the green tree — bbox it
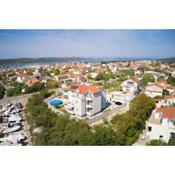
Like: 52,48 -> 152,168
26,82 -> 45,93
89,126 -> 120,145
0,84 -> 5,99
143,73 -> 155,86
112,94 -> 155,145
167,76 -> 175,86
53,69 -> 60,75
162,89 -> 170,97
46,79 -> 59,89
7,82 -> 26,97
95,72 -> 104,81
26,92 -> 120,146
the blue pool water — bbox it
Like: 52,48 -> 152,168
50,99 -> 63,106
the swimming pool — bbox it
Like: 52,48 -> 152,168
50,99 -> 63,106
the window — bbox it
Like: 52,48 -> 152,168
148,126 -> 152,132
159,135 -> 163,139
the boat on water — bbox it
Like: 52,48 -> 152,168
2,125 -> 21,134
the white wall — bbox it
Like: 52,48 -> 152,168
67,90 -> 106,117
74,97 -> 86,116
121,80 -> 138,94
147,123 -> 171,142
144,85 -> 163,98
144,91 -> 162,98
91,92 -> 101,116
101,91 -> 106,109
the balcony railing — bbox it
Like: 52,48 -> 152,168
86,104 -> 92,109
86,111 -> 92,116
86,97 -> 93,102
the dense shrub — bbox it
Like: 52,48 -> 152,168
112,94 -> 155,145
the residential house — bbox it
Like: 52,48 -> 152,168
121,77 -> 142,94
166,85 -> 175,94
16,73 -> 28,83
54,74 -> 72,84
144,83 -> 175,98
26,77 -> 39,87
144,83 -> 164,98
147,106 -> 175,142
155,94 -> 175,107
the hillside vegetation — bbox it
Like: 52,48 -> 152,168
26,92 -> 155,145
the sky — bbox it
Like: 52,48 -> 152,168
0,29 -> 175,59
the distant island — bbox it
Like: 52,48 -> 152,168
0,57 -> 82,65
159,57 -> 175,63
0,56 -> 174,68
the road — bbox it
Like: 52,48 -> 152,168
0,93 -> 37,106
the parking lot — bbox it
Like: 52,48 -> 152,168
0,96 -> 32,146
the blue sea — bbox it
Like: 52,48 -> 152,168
0,57 -> 154,69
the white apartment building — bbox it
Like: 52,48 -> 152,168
65,83 -> 106,117
146,106 -> 175,142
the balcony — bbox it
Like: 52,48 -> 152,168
86,104 -> 92,109
86,111 -> 92,116
86,97 -> 93,102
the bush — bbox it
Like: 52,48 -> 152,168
7,82 -> 26,97
168,135 -> 175,145
112,94 -> 155,145
26,82 -> 45,93
167,76 -> 175,86
26,92 -> 120,146
147,139 -> 167,146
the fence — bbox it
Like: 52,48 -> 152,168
87,104 -> 126,125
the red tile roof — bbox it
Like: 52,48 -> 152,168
147,83 -> 175,90
19,73 -> 27,78
155,83 -> 165,89
164,94 -> 175,100
27,78 -> 39,86
156,107 -> 175,119
131,76 -> 140,83
166,85 -> 175,90
66,83 -> 101,94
